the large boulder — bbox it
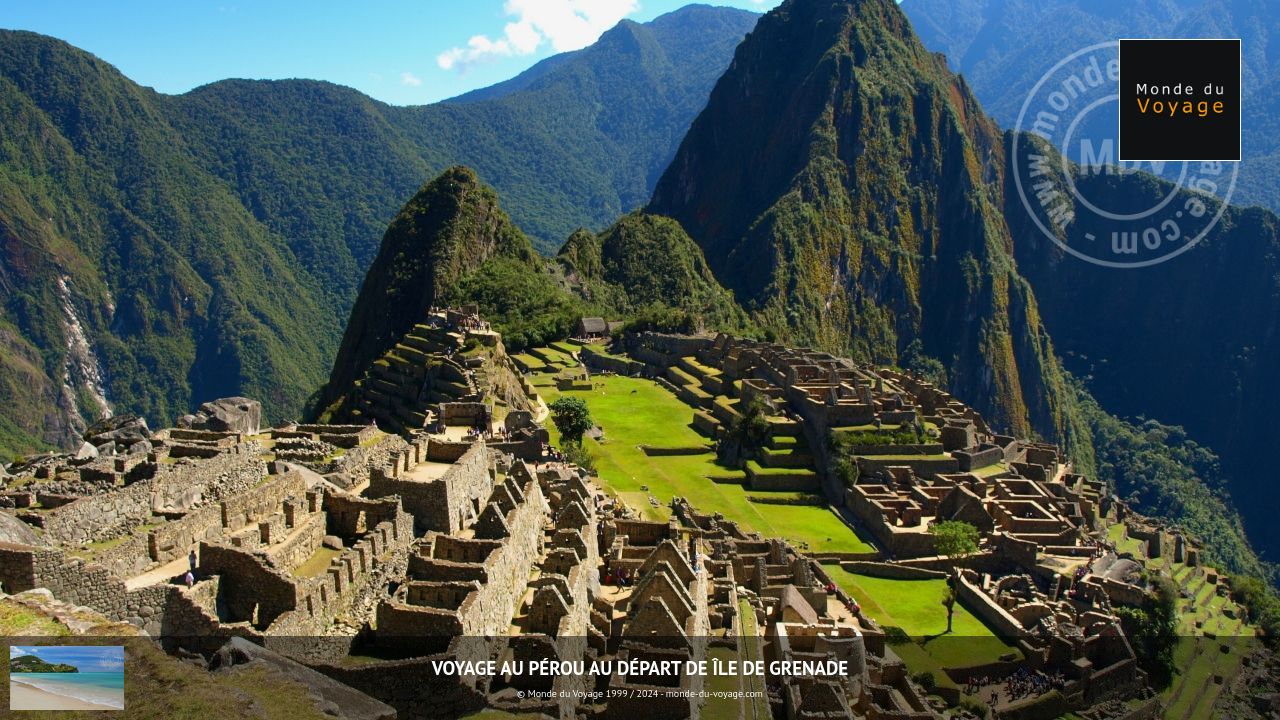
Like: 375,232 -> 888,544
0,513 -> 47,547
179,397 -> 262,435
210,637 -> 395,720
82,414 -> 151,454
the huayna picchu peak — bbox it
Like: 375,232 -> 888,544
649,0 -> 1088,461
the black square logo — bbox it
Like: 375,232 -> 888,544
1119,39 -> 1240,161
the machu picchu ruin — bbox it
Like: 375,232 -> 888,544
0,308 -> 1260,719
2,2 -> 1277,717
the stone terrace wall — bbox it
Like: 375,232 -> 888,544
955,572 -> 1024,639
369,442 -> 493,533
220,471 -> 306,531
265,513 -> 326,571
148,502 -> 224,567
325,493 -> 405,537
153,443 -> 266,508
581,348 -> 644,376
378,479 -> 547,639
93,532 -> 154,578
39,443 -> 268,548
143,469 -> 314,572
332,433 -> 409,487
199,542 -> 298,627
460,480 -> 546,636
0,545 -> 129,620
40,478 -> 155,546
277,507 -> 414,635
0,543 -> 256,649
316,653 -> 489,720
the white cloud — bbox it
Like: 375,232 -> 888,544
400,71 -> 422,87
437,0 -> 638,72
10,647 -> 29,658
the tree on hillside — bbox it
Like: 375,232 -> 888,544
720,393 -> 771,467
549,397 -> 594,446
1116,576 -> 1179,688
931,520 -> 980,633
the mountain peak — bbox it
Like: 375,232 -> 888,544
649,0 -> 1083,451
315,166 -> 537,415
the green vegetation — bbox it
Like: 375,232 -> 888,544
736,599 -> 771,720
720,394 -> 771,465
0,602 -> 70,637
557,213 -> 754,335
0,32 -> 340,442
930,521 -> 979,633
447,257 -> 584,352
831,424 -> 928,448
539,375 -> 872,554
548,397 -> 593,445
646,0 -> 1093,466
931,521 -> 979,568
291,547 -> 341,579
10,655 -> 77,673
823,565 -> 1018,674
0,9 -> 758,455
317,166 -> 542,413
1230,575 -> 1280,641
1072,378 -> 1271,583
1115,576 -> 1179,689
703,646 -> 744,720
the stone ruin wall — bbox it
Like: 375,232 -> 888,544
372,441 -> 492,534
331,433 -> 409,488
954,572 -> 1026,639
279,502 -> 415,636
460,479 -> 547,636
36,444 -> 267,549
38,477 -> 155,546
152,442 -> 267,506
219,470 -> 306,533
198,541 -> 299,627
377,477 -> 548,639
0,544 -> 227,645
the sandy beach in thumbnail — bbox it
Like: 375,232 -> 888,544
10,678 -> 120,711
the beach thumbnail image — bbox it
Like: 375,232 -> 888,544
9,645 -> 124,711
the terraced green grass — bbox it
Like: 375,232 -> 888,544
969,462 -> 1008,478
512,353 -> 547,372
822,565 -> 1018,670
540,375 -> 873,554
1157,552 -> 1254,720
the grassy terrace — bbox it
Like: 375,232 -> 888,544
823,564 -> 1019,692
538,374 -> 873,554
969,462 -> 1009,478
1100,519 -> 1254,720
292,546 -> 342,579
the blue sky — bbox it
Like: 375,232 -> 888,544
3,1 -> 782,105
10,645 -> 125,673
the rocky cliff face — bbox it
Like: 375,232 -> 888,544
316,167 -> 541,415
649,0 -> 1086,453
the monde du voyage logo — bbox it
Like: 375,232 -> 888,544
1012,38 -> 1241,268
